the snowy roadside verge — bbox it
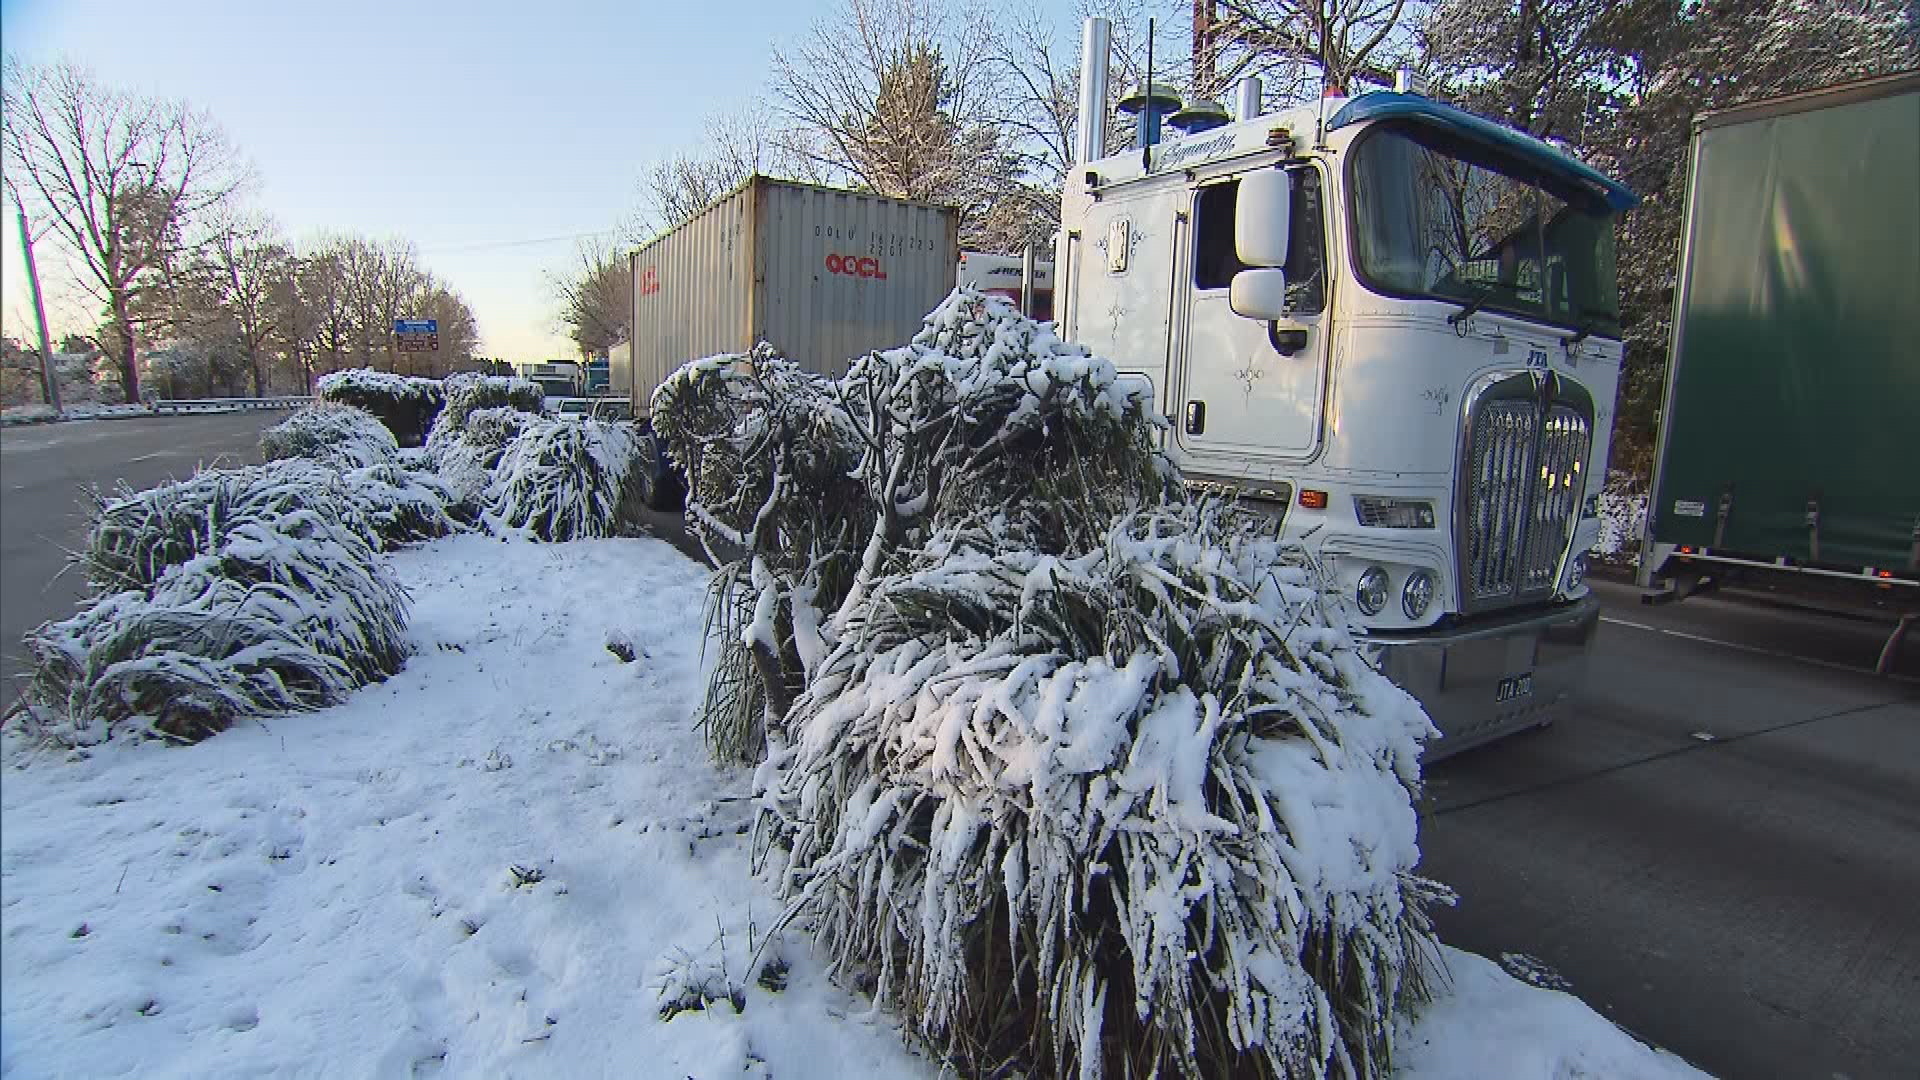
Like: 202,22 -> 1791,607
1,535 -> 1707,1079
1,403 -> 154,426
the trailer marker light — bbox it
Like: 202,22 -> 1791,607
1298,489 -> 1328,509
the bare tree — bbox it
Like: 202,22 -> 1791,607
771,0 -> 1019,246
638,107 -> 797,233
552,238 -> 632,361
1207,0 -> 1419,103
194,212 -> 292,395
2,60 -> 247,402
976,0 -> 1191,253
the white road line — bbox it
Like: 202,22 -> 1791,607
125,452 -> 166,462
1600,615 -> 1917,684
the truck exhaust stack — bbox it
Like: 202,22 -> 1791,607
1075,17 -> 1111,163
1234,77 -> 1263,123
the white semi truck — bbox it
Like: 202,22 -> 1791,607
1056,19 -> 1639,753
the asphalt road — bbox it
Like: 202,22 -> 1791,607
1423,577 -> 1920,1080
0,411 -> 288,698
4,416 -> 1917,1077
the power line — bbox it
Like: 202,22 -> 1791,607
418,228 -> 624,256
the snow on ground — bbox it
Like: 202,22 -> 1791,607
2,534 -> 1707,1079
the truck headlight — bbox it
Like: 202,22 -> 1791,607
1402,570 -> 1435,619
1356,565 -> 1389,616
1565,554 -> 1587,592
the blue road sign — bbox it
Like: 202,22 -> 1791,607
395,319 -> 438,335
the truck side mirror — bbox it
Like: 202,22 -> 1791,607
1229,267 -> 1289,321
1235,169 -> 1291,267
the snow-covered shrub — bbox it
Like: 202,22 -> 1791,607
1595,470 -> 1647,567
432,406 -> 534,504
83,462 -> 382,593
654,292 -> 1175,762
426,372 -> 544,450
654,290 -> 1445,1079
317,367 -> 445,445
22,465 -> 409,744
486,417 -> 644,541
341,462 -> 466,545
260,402 -> 399,469
763,507 -> 1445,1078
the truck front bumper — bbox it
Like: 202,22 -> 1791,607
1368,593 -> 1601,760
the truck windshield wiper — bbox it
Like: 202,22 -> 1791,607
1560,304 -> 1614,347
1445,281 -> 1526,326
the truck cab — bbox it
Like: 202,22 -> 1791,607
1059,19 -> 1637,754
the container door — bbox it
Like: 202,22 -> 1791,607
1174,164 -> 1329,462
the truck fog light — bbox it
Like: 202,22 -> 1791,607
1565,554 -> 1588,592
1356,566 -> 1389,616
1402,570 -> 1435,619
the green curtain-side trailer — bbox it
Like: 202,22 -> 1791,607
1643,72 -> 1920,598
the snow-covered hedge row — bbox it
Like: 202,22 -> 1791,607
654,290 -> 1445,1079
22,465 -> 410,745
260,402 -> 399,470
485,416 -> 644,541
316,367 -> 446,445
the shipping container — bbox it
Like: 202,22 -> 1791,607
628,176 -> 960,415
1640,72 -> 1920,614
607,340 -> 631,401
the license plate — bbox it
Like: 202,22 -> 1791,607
1496,673 -> 1534,703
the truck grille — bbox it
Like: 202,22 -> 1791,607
1461,381 -> 1592,611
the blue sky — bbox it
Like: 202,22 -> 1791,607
1,0 -> 823,359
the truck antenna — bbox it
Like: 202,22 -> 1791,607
1142,18 -> 1155,172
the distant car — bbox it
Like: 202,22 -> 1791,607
549,397 -> 592,418
590,399 -> 633,422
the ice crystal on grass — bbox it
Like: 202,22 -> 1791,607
260,403 -> 399,470
654,290 -> 1446,1079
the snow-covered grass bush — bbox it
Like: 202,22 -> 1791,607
21,465 -> 409,745
260,402 -> 399,470
485,417 -> 644,541
317,367 -> 445,446
426,372 -> 544,451
341,462 -> 466,545
431,404 -> 532,501
1596,470 -> 1647,567
654,290 -> 1445,1079
82,463 -> 381,593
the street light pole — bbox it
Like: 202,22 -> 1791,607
14,208 -> 62,413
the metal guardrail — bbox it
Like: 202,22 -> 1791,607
152,396 -> 312,415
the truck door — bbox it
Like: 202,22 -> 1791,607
1175,165 -> 1329,463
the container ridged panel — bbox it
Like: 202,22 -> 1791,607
753,181 -> 958,377
631,187 -> 753,411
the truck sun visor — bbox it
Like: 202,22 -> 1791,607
1329,92 -> 1640,213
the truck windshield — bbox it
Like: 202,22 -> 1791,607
1349,124 -> 1621,337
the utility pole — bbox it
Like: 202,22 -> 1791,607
14,208 -> 62,413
